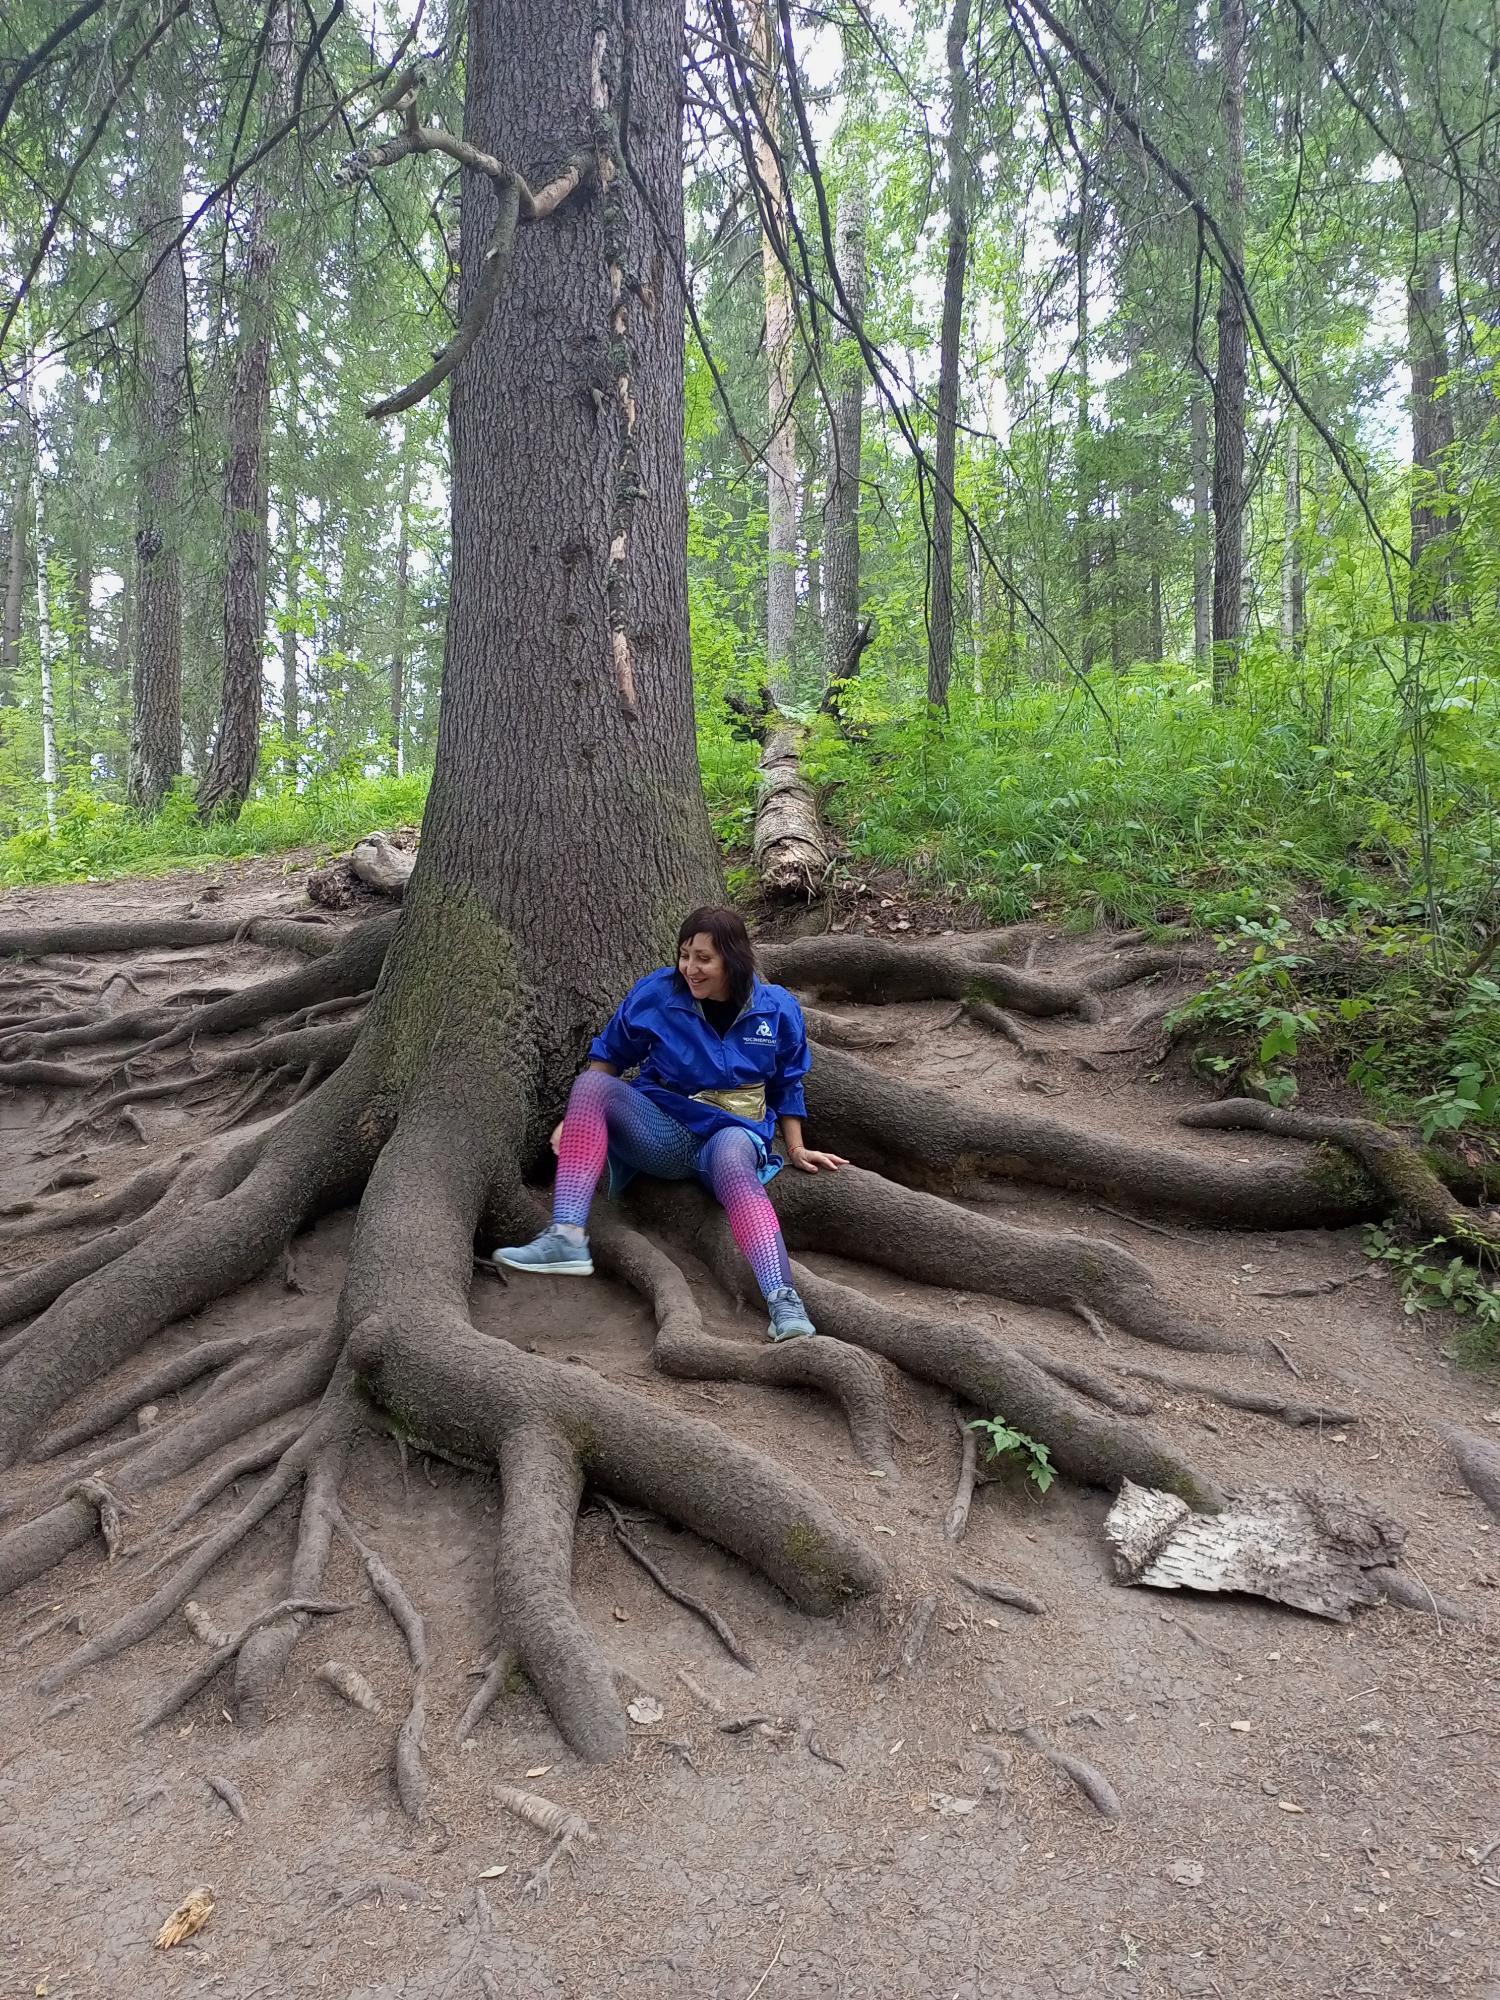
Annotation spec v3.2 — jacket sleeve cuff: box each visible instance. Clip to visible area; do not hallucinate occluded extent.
[769,1084,807,1120]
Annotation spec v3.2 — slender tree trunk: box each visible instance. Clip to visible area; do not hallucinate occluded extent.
[199,2,293,820]
[822,183,866,692]
[747,0,798,700]
[280,481,299,765]
[928,0,973,713]
[1210,0,1247,701]
[1408,179,1457,622]
[1280,421,1305,657]
[801,469,820,630]
[1076,185,1094,672]
[1190,388,1213,666]
[128,54,187,813]
[391,453,413,777]
[1,457,25,712]
[26,385,59,834]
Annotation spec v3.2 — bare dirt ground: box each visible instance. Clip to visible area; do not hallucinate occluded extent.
[1,858,1498,2000]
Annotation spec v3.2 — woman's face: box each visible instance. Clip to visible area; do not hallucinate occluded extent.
[678,931,731,1003]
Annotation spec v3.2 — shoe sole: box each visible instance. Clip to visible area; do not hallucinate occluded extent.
[492,1254,595,1277]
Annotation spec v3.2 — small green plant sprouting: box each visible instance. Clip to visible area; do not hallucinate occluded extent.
[968,1416,1056,1493]
[1364,1226,1500,1354]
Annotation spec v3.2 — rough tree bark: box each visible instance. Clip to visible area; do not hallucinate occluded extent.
[1210,0,1247,703]
[1280,420,1304,657]
[127,47,187,813]
[822,182,867,697]
[928,0,973,714]
[198,1,295,820]
[747,0,798,701]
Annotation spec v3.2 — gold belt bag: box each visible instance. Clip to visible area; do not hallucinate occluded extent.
[690,1083,767,1123]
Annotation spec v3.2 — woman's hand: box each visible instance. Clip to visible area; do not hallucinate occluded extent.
[789,1146,849,1174]
[550,1120,565,1156]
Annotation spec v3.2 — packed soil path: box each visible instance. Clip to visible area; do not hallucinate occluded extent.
[1,860,1497,1999]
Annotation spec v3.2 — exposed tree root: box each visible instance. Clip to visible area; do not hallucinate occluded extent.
[761,930,1201,1023]
[39,1337,250,1457]
[135,1597,351,1734]
[1012,1721,1122,1819]
[1447,1427,1500,1520]
[638,1182,1222,1507]
[589,1212,897,1477]
[0,1058,376,1467]
[955,1571,1046,1616]
[1115,1363,1359,1429]
[805,1046,1377,1227]
[455,1644,519,1744]
[495,1784,593,1901]
[235,1432,356,1728]
[595,1492,755,1669]
[878,1593,938,1679]
[0,913,346,963]
[1180,1098,1500,1262]
[65,1476,128,1558]
[0,1153,188,1245]
[1017,1346,1154,1418]
[1369,1565,1474,1624]
[774,1164,1232,1356]
[0,914,392,1068]
[157,1409,316,1538]
[0,1335,338,1601]
[340,1525,431,1820]
[799,1006,902,1051]
[944,1404,979,1543]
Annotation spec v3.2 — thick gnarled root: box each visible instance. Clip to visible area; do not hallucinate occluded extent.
[1181,1098,1500,1264]
[774,1163,1234,1354]
[806,1045,1377,1228]
[351,1308,884,1762]
[592,1211,897,1477]
[760,928,1201,1023]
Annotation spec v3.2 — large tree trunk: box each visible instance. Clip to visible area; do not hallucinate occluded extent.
[747,0,798,701]
[420,0,722,1100]
[927,0,973,713]
[822,183,866,694]
[1210,0,1247,702]
[198,3,295,820]
[127,53,187,813]
[1408,178,1457,622]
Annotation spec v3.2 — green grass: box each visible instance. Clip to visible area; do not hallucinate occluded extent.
[0,769,431,887]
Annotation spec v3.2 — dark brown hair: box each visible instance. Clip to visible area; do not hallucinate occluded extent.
[676,905,757,1012]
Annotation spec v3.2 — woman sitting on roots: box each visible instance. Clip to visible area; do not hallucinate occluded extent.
[495,906,847,1340]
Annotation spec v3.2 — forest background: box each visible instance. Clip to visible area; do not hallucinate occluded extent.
[2,0,1498,1190]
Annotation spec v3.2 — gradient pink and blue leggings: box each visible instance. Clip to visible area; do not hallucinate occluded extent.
[553,1071,793,1299]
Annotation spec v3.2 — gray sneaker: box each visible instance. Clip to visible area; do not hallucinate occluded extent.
[492,1226,594,1277]
[766,1285,815,1341]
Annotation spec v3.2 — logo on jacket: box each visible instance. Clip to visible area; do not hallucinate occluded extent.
[752,1020,774,1039]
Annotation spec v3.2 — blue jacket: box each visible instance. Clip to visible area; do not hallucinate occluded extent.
[589,966,811,1147]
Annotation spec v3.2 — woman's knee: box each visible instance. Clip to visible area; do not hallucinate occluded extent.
[703,1127,761,1190]
[567,1069,621,1115]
